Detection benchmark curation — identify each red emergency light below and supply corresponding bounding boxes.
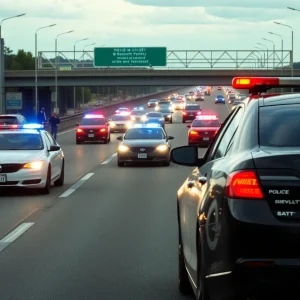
[197,115,217,120]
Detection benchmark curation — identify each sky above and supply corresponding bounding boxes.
[0,0,299,66]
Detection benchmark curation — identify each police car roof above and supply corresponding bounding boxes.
[0,129,40,134]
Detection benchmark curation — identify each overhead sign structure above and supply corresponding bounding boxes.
[94,47,167,67]
[6,92,22,110]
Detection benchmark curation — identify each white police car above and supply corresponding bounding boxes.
[0,124,64,194]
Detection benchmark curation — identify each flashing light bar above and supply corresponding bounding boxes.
[133,123,161,128]
[119,111,130,115]
[196,115,217,120]
[22,124,44,129]
[84,114,104,118]
[232,77,300,90]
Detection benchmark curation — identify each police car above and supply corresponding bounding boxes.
[0,124,64,194]
[116,123,174,167]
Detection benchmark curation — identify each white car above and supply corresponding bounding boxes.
[109,114,133,133]
[0,124,64,194]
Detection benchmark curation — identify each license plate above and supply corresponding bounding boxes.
[88,134,94,137]
[0,174,7,183]
[189,114,194,116]
[203,137,209,141]
[138,153,147,159]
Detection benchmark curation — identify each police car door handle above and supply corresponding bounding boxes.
[187,181,195,188]
[198,177,207,185]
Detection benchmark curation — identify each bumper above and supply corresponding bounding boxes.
[183,115,197,121]
[110,126,128,132]
[76,132,108,141]
[148,103,156,107]
[215,101,225,104]
[0,168,47,188]
[118,152,170,163]
[188,137,212,145]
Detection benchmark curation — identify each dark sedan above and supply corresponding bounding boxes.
[156,108,173,123]
[147,99,158,107]
[170,77,300,300]
[116,124,174,167]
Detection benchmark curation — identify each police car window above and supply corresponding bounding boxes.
[212,108,243,160]
[45,132,57,145]
[81,118,106,125]
[259,104,300,147]
[0,133,43,150]
[111,115,131,121]
[124,128,165,140]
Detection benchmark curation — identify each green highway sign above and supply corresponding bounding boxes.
[94,47,167,67]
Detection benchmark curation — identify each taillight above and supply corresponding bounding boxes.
[100,128,106,132]
[77,128,83,133]
[189,130,198,135]
[183,112,187,115]
[197,112,201,115]
[225,170,263,199]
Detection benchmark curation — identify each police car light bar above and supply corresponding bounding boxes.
[197,115,217,120]
[84,114,104,118]
[232,77,300,90]
[22,123,44,129]
[133,123,161,128]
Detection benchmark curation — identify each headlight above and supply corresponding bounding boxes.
[126,122,133,128]
[131,116,136,120]
[23,161,45,170]
[118,145,129,152]
[110,122,116,127]
[141,115,147,122]
[168,115,171,118]
[156,145,168,151]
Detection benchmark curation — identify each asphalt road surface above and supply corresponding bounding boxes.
[0,87,231,300]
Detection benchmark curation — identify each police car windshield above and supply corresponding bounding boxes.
[111,115,131,121]
[0,133,43,150]
[147,113,162,118]
[186,105,200,110]
[124,128,165,140]
[259,105,300,147]
[0,116,18,124]
[192,120,220,127]
[81,118,106,125]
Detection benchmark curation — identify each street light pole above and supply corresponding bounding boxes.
[262,38,275,69]
[257,43,269,69]
[274,22,293,77]
[255,47,264,67]
[35,24,56,118]
[0,13,26,114]
[55,30,74,114]
[74,38,88,66]
[268,32,284,72]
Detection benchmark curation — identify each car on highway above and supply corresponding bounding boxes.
[115,107,130,115]
[195,93,204,101]
[116,123,174,167]
[172,99,185,110]
[171,76,300,300]
[231,100,242,111]
[185,94,192,100]
[186,115,220,146]
[130,109,146,122]
[182,104,202,123]
[215,94,225,104]
[218,86,222,90]
[147,99,158,108]
[108,114,133,133]
[76,114,111,144]
[155,100,172,111]
[155,107,173,123]
[228,93,236,104]
[143,112,165,128]
[0,114,27,129]
[0,124,64,194]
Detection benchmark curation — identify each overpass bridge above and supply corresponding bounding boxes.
[5,69,300,87]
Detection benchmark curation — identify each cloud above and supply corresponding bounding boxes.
[124,0,300,9]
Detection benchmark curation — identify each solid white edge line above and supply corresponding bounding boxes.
[0,222,34,244]
[57,128,75,136]
[59,173,94,198]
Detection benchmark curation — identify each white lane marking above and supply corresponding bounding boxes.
[59,173,94,198]
[101,152,117,165]
[0,222,34,252]
[58,128,75,136]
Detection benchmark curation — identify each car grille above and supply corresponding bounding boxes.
[0,164,23,173]
[130,147,155,153]
[84,129,96,133]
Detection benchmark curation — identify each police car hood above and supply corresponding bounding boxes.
[0,150,44,163]
[122,139,166,147]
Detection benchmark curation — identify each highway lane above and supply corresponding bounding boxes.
[0,88,194,243]
[0,88,230,300]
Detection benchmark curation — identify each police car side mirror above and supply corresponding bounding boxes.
[171,145,204,167]
[167,136,174,140]
[116,136,123,141]
[49,145,60,151]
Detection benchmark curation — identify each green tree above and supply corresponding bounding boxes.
[10,49,34,70]
[4,46,14,69]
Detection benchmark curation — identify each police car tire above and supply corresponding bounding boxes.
[40,167,51,194]
[54,160,64,186]
[118,161,124,167]
[164,160,170,166]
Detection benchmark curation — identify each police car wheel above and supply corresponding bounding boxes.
[178,231,192,294]
[54,160,64,186]
[164,160,170,166]
[40,166,51,194]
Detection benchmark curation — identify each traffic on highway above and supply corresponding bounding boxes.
[1,78,300,299]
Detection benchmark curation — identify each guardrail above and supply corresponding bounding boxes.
[44,87,184,133]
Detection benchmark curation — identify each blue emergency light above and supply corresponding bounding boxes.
[22,123,44,129]
[133,123,161,128]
